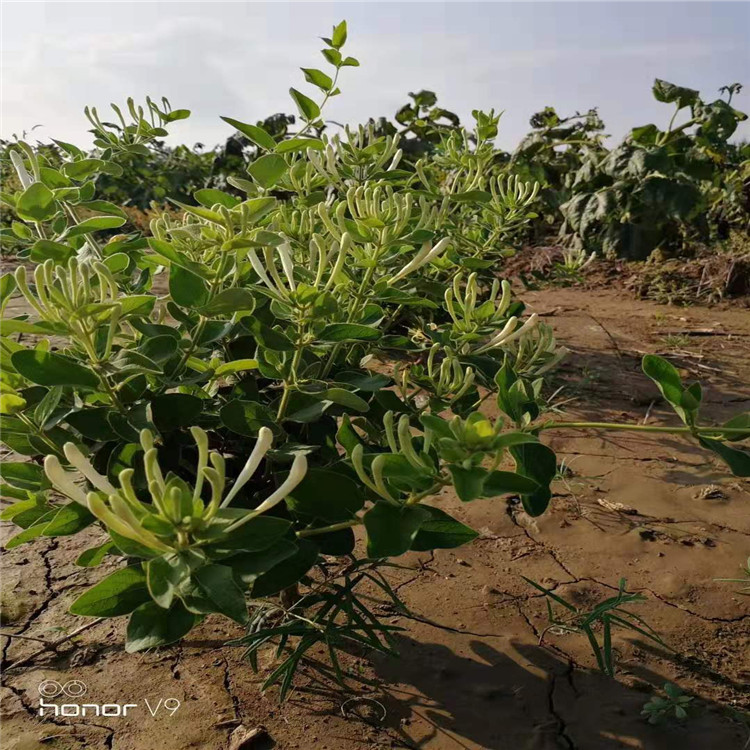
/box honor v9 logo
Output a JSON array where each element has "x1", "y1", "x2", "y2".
[{"x1": 37, "y1": 680, "x2": 181, "y2": 718}]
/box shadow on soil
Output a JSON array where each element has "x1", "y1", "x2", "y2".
[
  {"x1": 368, "y1": 636, "x2": 746, "y2": 750},
  {"x1": 277, "y1": 632, "x2": 747, "y2": 749}
]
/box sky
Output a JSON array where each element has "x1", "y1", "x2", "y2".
[{"x1": 2, "y1": 1, "x2": 749, "y2": 151}]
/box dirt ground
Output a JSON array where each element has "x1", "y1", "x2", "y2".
[{"x1": 1, "y1": 285, "x2": 749, "y2": 750}]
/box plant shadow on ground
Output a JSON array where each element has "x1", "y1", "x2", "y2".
[
  {"x1": 281, "y1": 635, "x2": 746, "y2": 749},
  {"x1": 550, "y1": 345, "x2": 749, "y2": 413}
]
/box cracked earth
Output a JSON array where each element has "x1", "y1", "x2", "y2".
[{"x1": 1, "y1": 287, "x2": 749, "y2": 749}]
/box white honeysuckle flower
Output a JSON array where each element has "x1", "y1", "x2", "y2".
[
  {"x1": 43, "y1": 455, "x2": 89, "y2": 507},
  {"x1": 10, "y1": 150, "x2": 33, "y2": 189},
  {"x1": 221, "y1": 426, "x2": 274, "y2": 507},
  {"x1": 389, "y1": 237, "x2": 451, "y2": 284},
  {"x1": 247, "y1": 249, "x2": 279, "y2": 294},
  {"x1": 474, "y1": 313, "x2": 539, "y2": 354},
  {"x1": 225, "y1": 452, "x2": 308, "y2": 531},
  {"x1": 43, "y1": 427, "x2": 307, "y2": 551},
  {"x1": 63, "y1": 443, "x2": 116, "y2": 495},
  {"x1": 277, "y1": 242, "x2": 296, "y2": 291}
]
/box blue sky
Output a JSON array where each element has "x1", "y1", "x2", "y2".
[{"x1": 2, "y1": 1, "x2": 748, "y2": 150}]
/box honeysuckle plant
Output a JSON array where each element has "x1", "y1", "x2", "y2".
[{"x1": 1, "y1": 21, "x2": 748, "y2": 688}]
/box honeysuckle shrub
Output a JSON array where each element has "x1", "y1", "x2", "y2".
[{"x1": 1, "y1": 22, "x2": 748, "y2": 688}]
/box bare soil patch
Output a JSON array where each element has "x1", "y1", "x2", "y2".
[{"x1": 2, "y1": 286, "x2": 749, "y2": 750}]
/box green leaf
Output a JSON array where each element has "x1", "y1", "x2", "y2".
[
  {"x1": 66, "y1": 407, "x2": 118, "y2": 441},
  {"x1": 231, "y1": 541, "x2": 298, "y2": 586},
  {"x1": 30, "y1": 240, "x2": 76, "y2": 264},
  {"x1": 698, "y1": 437, "x2": 750, "y2": 477},
  {"x1": 76, "y1": 541, "x2": 116, "y2": 567},
  {"x1": 5, "y1": 522, "x2": 52, "y2": 549},
  {"x1": 331, "y1": 20, "x2": 347, "y2": 49},
  {"x1": 336, "y1": 414, "x2": 363, "y2": 456},
  {"x1": 1, "y1": 497, "x2": 48, "y2": 525},
  {"x1": 275, "y1": 137, "x2": 325, "y2": 155},
  {"x1": 301, "y1": 68, "x2": 333, "y2": 91},
  {"x1": 163, "y1": 108, "x2": 191, "y2": 123},
  {"x1": 43, "y1": 503, "x2": 95, "y2": 536},
  {"x1": 642, "y1": 355, "x2": 698, "y2": 425},
  {"x1": 146, "y1": 555, "x2": 188, "y2": 609},
  {"x1": 448, "y1": 466, "x2": 487, "y2": 502},
  {"x1": 245, "y1": 318, "x2": 294, "y2": 351},
  {"x1": 109, "y1": 529, "x2": 159, "y2": 559},
  {"x1": 201, "y1": 288, "x2": 256, "y2": 316},
  {"x1": 322, "y1": 388, "x2": 369, "y2": 413},
  {"x1": 16, "y1": 182, "x2": 57, "y2": 222},
  {"x1": 214, "y1": 359, "x2": 259, "y2": 377},
  {"x1": 364, "y1": 503, "x2": 430, "y2": 558},
  {"x1": 34, "y1": 385, "x2": 63, "y2": 427},
  {"x1": 322, "y1": 48, "x2": 342, "y2": 66},
  {"x1": 0, "y1": 461, "x2": 47, "y2": 491},
  {"x1": 721, "y1": 413, "x2": 750, "y2": 441},
  {"x1": 483, "y1": 471, "x2": 540, "y2": 497},
  {"x1": 66, "y1": 216, "x2": 126, "y2": 237},
  {"x1": 194, "y1": 564, "x2": 248, "y2": 624},
  {"x1": 220, "y1": 399, "x2": 277, "y2": 437},
  {"x1": 251, "y1": 539, "x2": 319, "y2": 597},
  {"x1": 0, "y1": 393, "x2": 26, "y2": 415},
  {"x1": 151, "y1": 393, "x2": 202, "y2": 431},
  {"x1": 335, "y1": 370, "x2": 391, "y2": 392},
  {"x1": 62, "y1": 158, "x2": 108, "y2": 181},
  {"x1": 373, "y1": 287, "x2": 438, "y2": 309},
  {"x1": 204, "y1": 516, "x2": 291, "y2": 556},
  {"x1": 411, "y1": 505, "x2": 478, "y2": 551},
  {"x1": 316, "y1": 525, "x2": 355, "y2": 555},
  {"x1": 0, "y1": 273, "x2": 17, "y2": 314},
  {"x1": 289, "y1": 88, "x2": 320, "y2": 122},
  {"x1": 286, "y1": 468, "x2": 363, "y2": 522},
  {"x1": 138, "y1": 334, "x2": 178, "y2": 366},
  {"x1": 77, "y1": 199, "x2": 127, "y2": 218},
  {"x1": 125, "y1": 600, "x2": 197, "y2": 652},
  {"x1": 169, "y1": 264, "x2": 209, "y2": 308},
  {"x1": 170, "y1": 200, "x2": 225, "y2": 225},
  {"x1": 220, "y1": 116, "x2": 276, "y2": 151},
  {"x1": 12, "y1": 349, "x2": 99, "y2": 388},
  {"x1": 194, "y1": 188, "x2": 240, "y2": 209},
  {"x1": 247, "y1": 154, "x2": 288, "y2": 188},
  {"x1": 652, "y1": 79, "x2": 699, "y2": 109},
  {"x1": 242, "y1": 196, "x2": 277, "y2": 222},
  {"x1": 318, "y1": 323, "x2": 380, "y2": 342},
  {"x1": 510, "y1": 443, "x2": 557, "y2": 517},
  {"x1": 70, "y1": 566, "x2": 150, "y2": 617}
]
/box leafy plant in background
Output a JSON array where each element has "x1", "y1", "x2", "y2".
[
  {"x1": 1, "y1": 21, "x2": 748, "y2": 695},
  {"x1": 559, "y1": 79, "x2": 749, "y2": 259},
  {"x1": 525, "y1": 577, "x2": 668, "y2": 677},
  {"x1": 641, "y1": 683, "x2": 694, "y2": 725},
  {"x1": 510, "y1": 105, "x2": 607, "y2": 240},
  {"x1": 717, "y1": 557, "x2": 750, "y2": 597}
]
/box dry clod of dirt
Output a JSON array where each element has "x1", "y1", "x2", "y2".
[
  {"x1": 228, "y1": 724, "x2": 270, "y2": 750},
  {"x1": 694, "y1": 485, "x2": 728, "y2": 500},
  {"x1": 597, "y1": 498, "x2": 639, "y2": 515}
]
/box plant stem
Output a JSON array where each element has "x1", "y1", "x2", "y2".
[
  {"x1": 297, "y1": 518, "x2": 362, "y2": 537},
  {"x1": 539, "y1": 421, "x2": 748, "y2": 436},
  {"x1": 17, "y1": 413, "x2": 65, "y2": 456},
  {"x1": 276, "y1": 344, "x2": 305, "y2": 421}
]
